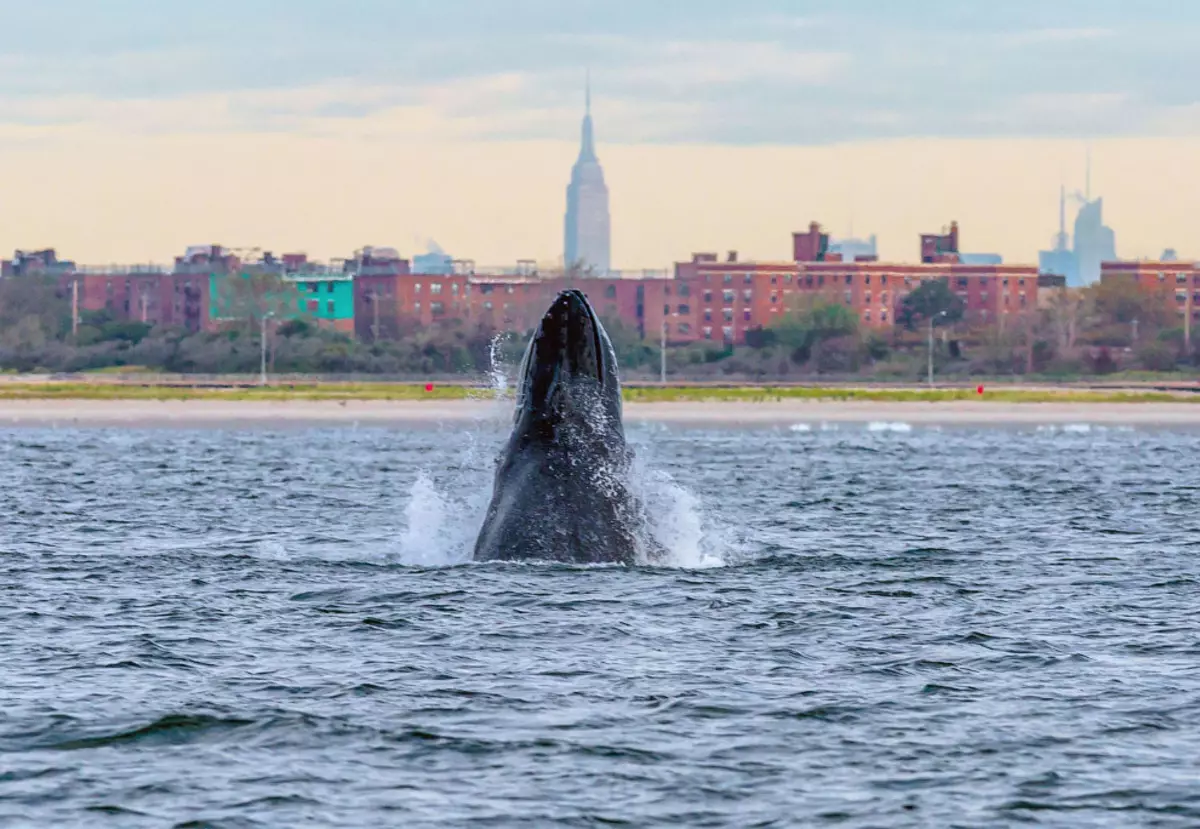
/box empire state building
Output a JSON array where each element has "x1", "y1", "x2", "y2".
[{"x1": 563, "y1": 82, "x2": 611, "y2": 276}]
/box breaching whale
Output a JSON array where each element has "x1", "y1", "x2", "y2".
[{"x1": 473, "y1": 289, "x2": 660, "y2": 565}]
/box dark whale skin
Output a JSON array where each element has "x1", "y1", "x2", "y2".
[{"x1": 473, "y1": 289, "x2": 661, "y2": 565}]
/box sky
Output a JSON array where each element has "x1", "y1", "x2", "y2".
[{"x1": 1, "y1": 0, "x2": 1197, "y2": 268}]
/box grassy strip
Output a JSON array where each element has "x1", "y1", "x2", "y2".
[
  {"x1": 0, "y1": 382, "x2": 1195, "y2": 404},
  {"x1": 622, "y1": 386, "x2": 1195, "y2": 404},
  {"x1": 0, "y1": 383, "x2": 482, "y2": 401}
]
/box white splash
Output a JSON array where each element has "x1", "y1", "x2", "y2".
[
  {"x1": 636, "y1": 470, "x2": 727, "y2": 569},
  {"x1": 867, "y1": 421, "x2": 914, "y2": 433},
  {"x1": 394, "y1": 470, "x2": 487, "y2": 567},
  {"x1": 488, "y1": 333, "x2": 510, "y2": 398},
  {"x1": 789, "y1": 423, "x2": 813, "y2": 432}
]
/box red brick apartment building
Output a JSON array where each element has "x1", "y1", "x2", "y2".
[
  {"x1": 1100, "y1": 260, "x2": 1200, "y2": 323},
  {"x1": 69, "y1": 268, "x2": 210, "y2": 333},
  {"x1": 669, "y1": 221, "x2": 1038, "y2": 345},
  {"x1": 355, "y1": 256, "x2": 670, "y2": 343}
]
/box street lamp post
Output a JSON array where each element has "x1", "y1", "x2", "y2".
[
  {"x1": 260, "y1": 312, "x2": 274, "y2": 386},
  {"x1": 660, "y1": 319, "x2": 667, "y2": 384},
  {"x1": 927, "y1": 310, "x2": 949, "y2": 387}
]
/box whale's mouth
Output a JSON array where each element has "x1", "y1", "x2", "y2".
[
  {"x1": 536, "y1": 289, "x2": 605, "y2": 385},
  {"x1": 514, "y1": 288, "x2": 620, "y2": 425}
]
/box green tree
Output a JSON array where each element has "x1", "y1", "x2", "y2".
[
  {"x1": 213, "y1": 270, "x2": 305, "y2": 331},
  {"x1": 898, "y1": 279, "x2": 964, "y2": 330},
  {"x1": 0, "y1": 275, "x2": 69, "y2": 341},
  {"x1": 769, "y1": 296, "x2": 860, "y2": 363},
  {"x1": 1086, "y1": 278, "x2": 1175, "y2": 337}
]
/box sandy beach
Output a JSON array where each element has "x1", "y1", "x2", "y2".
[{"x1": 1, "y1": 398, "x2": 1200, "y2": 427}]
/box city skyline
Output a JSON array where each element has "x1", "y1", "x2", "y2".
[{"x1": 1, "y1": 3, "x2": 1198, "y2": 268}]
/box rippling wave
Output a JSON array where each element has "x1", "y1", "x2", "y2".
[{"x1": 3, "y1": 422, "x2": 1200, "y2": 826}]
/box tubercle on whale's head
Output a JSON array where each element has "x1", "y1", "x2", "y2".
[{"x1": 514, "y1": 289, "x2": 623, "y2": 433}]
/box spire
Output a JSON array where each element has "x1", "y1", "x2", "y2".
[
  {"x1": 578, "y1": 71, "x2": 597, "y2": 162},
  {"x1": 1085, "y1": 147, "x2": 1092, "y2": 202},
  {"x1": 1059, "y1": 184, "x2": 1066, "y2": 236}
]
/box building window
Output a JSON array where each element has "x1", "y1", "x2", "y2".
[
  {"x1": 452, "y1": 283, "x2": 460, "y2": 294},
  {"x1": 723, "y1": 290, "x2": 734, "y2": 304},
  {"x1": 770, "y1": 293, "x2": 779, "y2": 304},
  {"x1": 414, "y1": 302, "x2": 421, "y2": 313},
  {"x1": 1178, "y1": 273, "x2": 1188, "y2": 284},
  {"x1": 881, "y1": 274, "x2": 888, "y2": 285},
  {"x1": 679, "y1": 284, "x2": 690, "y2": 297},
  {"x1": 742, "y1": 289, "x2": 752, "y2": 302},
  {"x1": 881, "y1": 310, "x2": 888, "y2": 322},
  {"x1": 723, "y1": 274, "x2": 733, "y2": 284},
  {"x1": 703, "y1": 290, "x2": 712, "y2": 302},
  {"x1": 770, "y1": 276, "x2": 777, "y2": 285},
  {"x1": 742, "y1": 309, "x2": 751, "y2": 322},
  {"x1": 431, "y1": 283, "x2": 443, "y2": 295},
  {"x1": 678, "y1": 304, "x2": 690, "y2": 315},
  {"x1": 678, "y1": 323, "x2": 691, "y2": 334},
  {"x1": 327, "y1": 282, "x2": 335, "y2": 293},
  {"x1": 844, "y1": 290, "x2": 853, "y2": 304},
  {"x1": 431, "y1": 302, "x2": 445, "y2": 314},
  {"x1": 805, "y1": 275, "x2": 814, "y2": 287},
  {"x1": 880, "y1": 292, "x2": 889, "y2": 304},
  {"x1": 664, "y1": 304, "x2": 670, "y2": 315},
  {"x1": 818, "y1": 275, "x2": 825, "y2": 287},
  {"x1": 722, "y1": 326, "x2": 734, "y2": 342},
  {"x1": 605, "y1": 285, "x2": 617, "y2": 298},
  {"x1": 864, "y1": 310, "x2": 871, "y2": 322},
  {"x1": 703, "y1": 326, "x2": 713, "y2": 339},
  {"x1": 864, "y1": 292, "x2": 872, "y2": 304},
  {"x1": 957, "y1": 278, "x2": 968, "y2": 289},
  {"x1": 704, "y1": 309, "x2": 713, "y2": 322},
  {"x1": 845, "y1": 274, "x2": 852, "y2": 285},
  {"x1": 480, "y1": 284, "x2": 493, "y2": 294},
  {"x1": 865, "y1": 274, "x2": 871, "y2": 285},
  {"x1": 744, "y1": 274, "x2": 753, "y2": 284},
  {"x1": 326, "y1": 300, "x2": 334, "y2": 314},
  {"x1": 1158, "y1": 272, "x2": 1166, "y2": 281},
  {"x1": 308, "y1": 299, "x2": 319, "y2": 312},
  {"x1": 506, "y1": 285, "x2": 515, "y2": 294},
  {"x1": 483, "y1": 301, "x2": 493, "y2": 310},
  {"x1": 723, "y1": 309, "x2": 734, "y2": 322}
]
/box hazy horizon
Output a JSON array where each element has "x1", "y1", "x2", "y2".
[{"x1": 2, "y1": 0, "x2": 1197, "y2": 267}]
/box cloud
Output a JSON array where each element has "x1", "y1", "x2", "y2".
[
  {"x1": 999, "y1": 27, "x2": 1115, "y2": 46},
  {"x1": 1, "y1": 2, "x2": 1199, "y2": 145}
]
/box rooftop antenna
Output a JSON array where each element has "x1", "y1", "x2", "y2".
[
  {"x1": 585, "y1": 67, "x2": 591, "y2": 116},
  {"x1": 1085, "y1": 146, "x2": 1092, "y2": 202},
  {"x1": 1059, "y1": 184, "x2": 1066, "y2": 236}
]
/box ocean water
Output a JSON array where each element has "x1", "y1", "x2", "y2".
[{"x1": 2, "y1": 419, "x2": 1200, "y2": 827}]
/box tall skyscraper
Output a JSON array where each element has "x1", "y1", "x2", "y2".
[
  {"x1": 563, "y1": 77, "x2": 611, "y2": 276},
  {"x1": 1072, "y1": 196, "x2": 1116, "y2": 285},
  {"x1": 1037, "y1": 160, "x2": 1118, "y2": 287},
  {"x1": 1039, "y1": 185, "x2": 1076, "y2": 282}
]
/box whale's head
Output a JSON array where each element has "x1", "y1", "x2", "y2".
[{"x1": 514, "y1": 289, "x2": 623, "y2": 440}]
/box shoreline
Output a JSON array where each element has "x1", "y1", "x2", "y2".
[{"x1": 2, "y1": 398, "x2": 1200, "y2": 427}]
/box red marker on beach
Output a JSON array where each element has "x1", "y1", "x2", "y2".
[
  {"x1": 977, "y1": 385, "x2": 985, "y2": 395},
  {"x1": 425, "y1": 383, "x2": 434, "y2": 392}
]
